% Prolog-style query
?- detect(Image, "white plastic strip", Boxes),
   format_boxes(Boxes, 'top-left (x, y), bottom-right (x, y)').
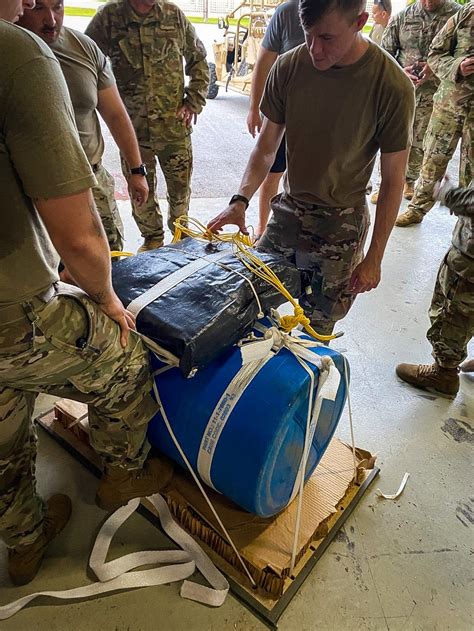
top-left (376, 473), bottom-right (410, 500)
top-left (289, 361), bottom-right (340, 506)
top-left (0, 494), bottom-right (228, 621)
top-left (197, 355), bottom-right (274, 490)
top-left (127, 250), bottom-right (230, 317)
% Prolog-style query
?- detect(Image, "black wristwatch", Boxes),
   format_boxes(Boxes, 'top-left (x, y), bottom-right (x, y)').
top-left (229, 194), bottom-right (250, 209)
top-left (130, 164), bottom-right (147, 176)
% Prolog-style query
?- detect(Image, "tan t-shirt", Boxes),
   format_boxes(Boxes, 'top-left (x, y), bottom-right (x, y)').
top-left (0, 21), bottom-right (95, 306)
top-left (261, 41), bottom-right (415, 208)
top-left (51, 27), bottom-right (116, 166)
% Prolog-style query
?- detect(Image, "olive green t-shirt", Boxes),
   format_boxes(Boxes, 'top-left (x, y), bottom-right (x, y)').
top-left (51, 27), bottom-right (116, 166)
top-left (0, 21), bottom-right (96, 306)
top-left (260, 41), bottom-right (415, 208)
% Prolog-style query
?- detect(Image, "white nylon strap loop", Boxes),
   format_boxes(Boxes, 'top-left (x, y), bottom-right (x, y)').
top-left (0, 494), bottom-right (228, 621)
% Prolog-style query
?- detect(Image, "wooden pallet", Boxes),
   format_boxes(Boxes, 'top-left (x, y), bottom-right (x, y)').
top-left (37, 401), bottom-right (379, 629)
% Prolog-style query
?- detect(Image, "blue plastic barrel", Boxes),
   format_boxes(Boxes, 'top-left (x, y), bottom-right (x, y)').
top-left (147, 332), bottom-right (348, 517)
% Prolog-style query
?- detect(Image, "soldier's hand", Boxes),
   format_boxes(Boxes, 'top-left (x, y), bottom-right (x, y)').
top-left (177, 104), bottom-right (197, 127)
top-left (207, 202), bottom-right (249, 235)
top-left (403, 64), bottom-right (421, 85)
top-left (128, 174), bottom-right (149, 207)
top-left (418, 62), bottom-right (433, 84)
top-left (95, 292), bottom-right (136, 348)
top-left (247, 109), bottom-right (262, 138)
top-left (349, 255), bottom-right (381, 294)
top-left (459, 57), bottom-right (474, 78)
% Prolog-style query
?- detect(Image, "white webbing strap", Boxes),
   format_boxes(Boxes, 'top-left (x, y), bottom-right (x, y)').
top-left (197, 354), bottom-right (274, 490)
top-left (0, 494), bottom-right (229, 621)
top-left (127, 250), bottom-right (230, 317)
top-left (224, 327), bottom-right (342, 574)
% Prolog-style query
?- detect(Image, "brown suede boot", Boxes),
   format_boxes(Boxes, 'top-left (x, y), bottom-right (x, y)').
top-left (395, 208), bottom-right (424, 227)
top-left (137, 237), bottom-right (164, 253)
top-left (403, 182), bottom-right (415, 200)
top-left (8, 494), bottom-right (72, 586)
top-left (396, 362), bottom-right (459, 397)
top-left (96, 456), bottom-right (174, 511)
top-left (460, 358), bottom-right (474, 373)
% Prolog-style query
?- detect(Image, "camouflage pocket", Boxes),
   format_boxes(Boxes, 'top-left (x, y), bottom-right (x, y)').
top-left (31, 289), bottom-right (101, 362)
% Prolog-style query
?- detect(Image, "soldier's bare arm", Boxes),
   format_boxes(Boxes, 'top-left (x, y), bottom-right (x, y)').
top-left (182, 14), bottom-right (209, 115)
top-left (35, 190), bottom-right (135, 347)
top-left (247, 46), bottom-right (278, 137)
top-left (350, 149), bottom-right (409, 294)
top-left (207, 118), bottom-right (284, 234)
top-left (97, 85), bottom-right (149, 207)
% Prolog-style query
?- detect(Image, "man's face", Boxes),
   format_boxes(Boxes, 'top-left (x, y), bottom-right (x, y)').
top-left (372, 4), bottom-right (385, 25)
top-left (17, 0), bottom-right (64, 44)
top-left (2, 0), bottom-right (35, 23)
top-left (420, 0), bottom-right (444, 12)
top-left (129, 0), bottom-right (156, 11)
top-left (304, 9), bottom-right (368, 71)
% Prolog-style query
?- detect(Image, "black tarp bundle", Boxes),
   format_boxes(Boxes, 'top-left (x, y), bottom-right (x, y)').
top-left (112, 239), bottom-right (300, 376)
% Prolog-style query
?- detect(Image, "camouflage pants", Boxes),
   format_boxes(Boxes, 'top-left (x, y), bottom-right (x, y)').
top-left (407, 100), bottom-right (473, 216)
top-left (258, 193), bottom-right (370, 335)
top-left (427, 247), bottom-right (474, 368)
top-left (406, 86), bottom-right (435, 185)
top-left (92, 163), bottom-right (124, 252)
top-left (0, 283), bottom-right (158, 548)
top-left (122, 137), bottom-right (193, 242)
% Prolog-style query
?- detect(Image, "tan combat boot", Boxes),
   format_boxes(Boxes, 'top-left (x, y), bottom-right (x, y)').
top-left (137, 237), bottom-right (164, 253)
top-left (8, 494), bottom-right (72, 586)
top-left (370, 189), bottom-right (379, 204)
top-left (395, 208), bottom-right (424, 227)
top-left (403, 182), bottom-right (415, 200)
top-left (96, 456), bottom-right (174, 511)
top-left (396, 362), bottom-right (459, 397)
top-left (460, 358), bottom-right (474, 373)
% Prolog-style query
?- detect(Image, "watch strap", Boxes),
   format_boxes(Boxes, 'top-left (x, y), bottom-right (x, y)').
top-left (229, 194), bottom-right (249, 209)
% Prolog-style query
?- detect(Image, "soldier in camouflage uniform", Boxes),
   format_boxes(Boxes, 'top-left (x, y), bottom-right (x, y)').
top-left (86, 0), bottom-right (209, 252)
top-left (396, 178), bottom-right (473, 396)
top-left (18, 0), bottom-right (151, 253)
top-left (208, 0), bottom-right (415, 336)
top-left (398, 3), bottom-right (473, 226)
top-left (1, 15), bottom-right (170, 586)
top-left (380, 0), bottom-right (459, 214)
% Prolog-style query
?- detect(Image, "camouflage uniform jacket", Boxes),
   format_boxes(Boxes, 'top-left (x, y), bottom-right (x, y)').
top-left (381, 0), bottom-right (460, 95)
top-left (428, 3), bottom-right (474, 108)
top-left (85, 0), bottom-right (209, 144)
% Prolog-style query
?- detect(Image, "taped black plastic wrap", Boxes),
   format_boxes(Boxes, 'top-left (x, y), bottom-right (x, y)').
top-left (112, 239), bottom-right (300, 376)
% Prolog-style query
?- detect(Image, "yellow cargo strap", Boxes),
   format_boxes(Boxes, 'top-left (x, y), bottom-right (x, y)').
top-left (172, 216), bottom-right (338, 343)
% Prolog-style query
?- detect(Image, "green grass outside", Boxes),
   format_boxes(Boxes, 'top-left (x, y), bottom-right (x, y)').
top-left (64, 8), bottom-right (248, 23)
top-left (65, 6), bottom-right (373, 32)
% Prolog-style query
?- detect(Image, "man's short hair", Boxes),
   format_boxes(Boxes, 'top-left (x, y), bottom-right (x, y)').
top-left (299, 0), bottom-right (367, 30)
top-left (374, 0), bottom-right (392, 14)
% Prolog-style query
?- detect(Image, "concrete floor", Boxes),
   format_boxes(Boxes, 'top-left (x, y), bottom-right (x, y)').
top-left (1, 17), bottom-right (473, 631)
